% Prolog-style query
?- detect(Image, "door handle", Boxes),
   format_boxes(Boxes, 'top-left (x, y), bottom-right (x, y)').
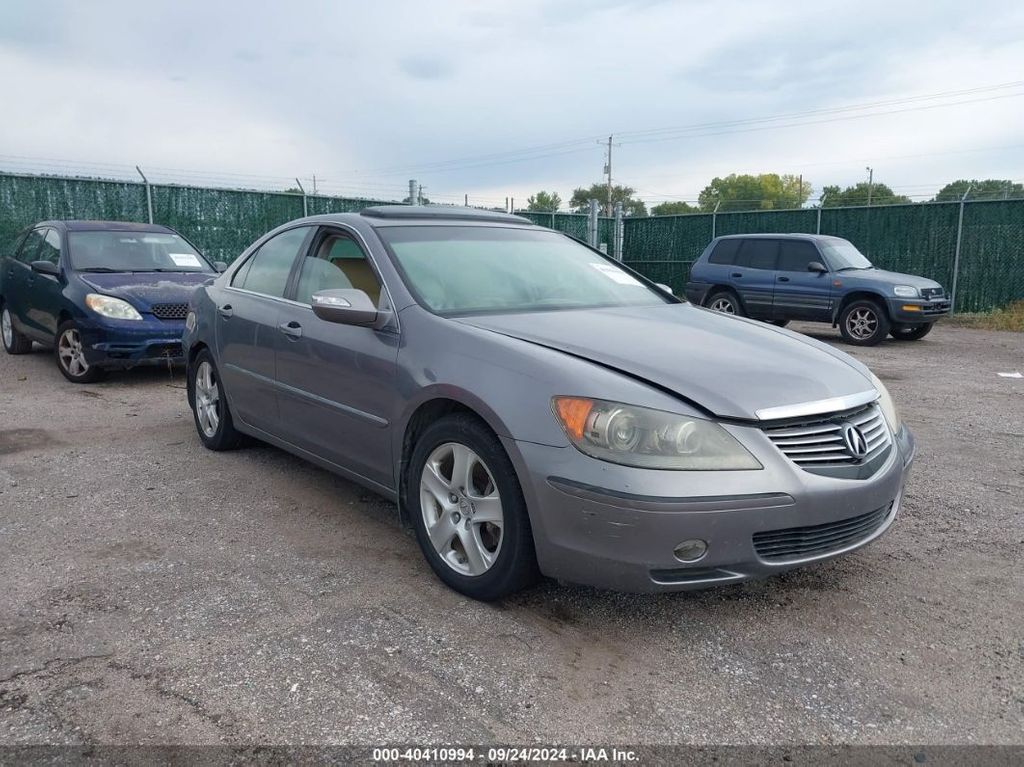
top-left (217, 304), bottom-right (233, 319)
top-left (278, 321), bottom-right (303, 339)
top-left (777, 276), bottom-right (790, 282)
top-left (731, 272), bottom-right (743, 278)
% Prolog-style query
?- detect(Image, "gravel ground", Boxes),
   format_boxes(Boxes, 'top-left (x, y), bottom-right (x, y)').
top-left (0, 322), bottom-right (1021, 746)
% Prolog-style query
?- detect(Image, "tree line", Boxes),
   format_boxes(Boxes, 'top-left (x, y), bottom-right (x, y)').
top-left (525, 175), bottom-right (1024, 217)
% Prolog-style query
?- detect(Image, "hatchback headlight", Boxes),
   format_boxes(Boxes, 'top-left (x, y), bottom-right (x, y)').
top-left (893, 285), bottom-right (919, 298)
top-left (85, 293), bottom-right (143, 321)
top-left (551, 397), bottom-right (762, 470)
top-left (869, 372), bottom-right (901, 431)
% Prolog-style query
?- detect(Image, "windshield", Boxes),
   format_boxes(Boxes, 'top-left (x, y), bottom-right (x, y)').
top-left (379, 226), bottom-right (670, 315)
top-left (820, 240), bottom-right (873, 271)
top-left (68, 231), bottom-right (212, 272)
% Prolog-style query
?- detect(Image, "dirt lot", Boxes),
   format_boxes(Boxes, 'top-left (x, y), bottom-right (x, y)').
top-left (0, 322), bottom-right (1021, 746)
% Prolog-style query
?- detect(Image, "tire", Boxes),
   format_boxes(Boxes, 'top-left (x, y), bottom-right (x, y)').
top-left (407, 413), bottom-right (538, 601)
top-left (770, 319), bottom-right (790, 328)
top-left (55, 321), bottom-right (105, 383)
top-left (890, 322), bottom-right (933, 341)
top-left (705, 290), bottom-right (745, 317)
top-left (188, 349), bottom-right (246, 450)
top-left (1, 304), bottom-right (33, 354)
top-left (838, 299), bottom-right (890, 346)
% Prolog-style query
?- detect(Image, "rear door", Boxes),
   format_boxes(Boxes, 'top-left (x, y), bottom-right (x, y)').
top-left (731, 238), bottom-right (778, 318)
top-left (217, 225), bottom-right (314, 434)
top-left (772, 239), bottom-right (833, 320)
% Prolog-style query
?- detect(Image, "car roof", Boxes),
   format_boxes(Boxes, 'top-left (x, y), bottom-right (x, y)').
top-left (360, 205), bottom-right (534, 225)
top-left (34, 220), bottom-right (178, 233)
top-left (715, 233), bottom-right (845, 242)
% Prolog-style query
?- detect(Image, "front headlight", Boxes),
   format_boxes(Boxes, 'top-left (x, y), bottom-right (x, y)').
top-left (869, 372), bottom-right (901, 431)
top-left (85, 293), bottom-right (143, 321)
top-left (551, 397), bottom-right (762, 470)
top-left (893, 285), bottom-right (919, 298)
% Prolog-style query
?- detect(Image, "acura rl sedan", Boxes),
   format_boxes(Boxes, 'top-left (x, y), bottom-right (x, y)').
top-left (183, 206), bottom-right (915, 600)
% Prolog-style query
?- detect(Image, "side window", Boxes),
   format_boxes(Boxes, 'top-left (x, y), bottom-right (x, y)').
top-left (234, 226), bottom-right (311, 298)
top-left (17, 229), bottom-right (46, 264)
top-left (37, 229), bottom-right (62, 265)
top-left (777, 240), bottom-right (821, 272)
top-left (708, 239), bottom-right (740, 265)
top-left (737, 239), bottom-right (778, 270)
top-left (295, 232), bottom-right (382, 306)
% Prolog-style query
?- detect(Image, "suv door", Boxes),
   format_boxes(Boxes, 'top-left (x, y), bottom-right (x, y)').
top-left (274, 226), bottom-right (400, 490)
top-left (218, 225), bottom-right (314, 434)
top-left (23, 228), bottom-right (65, 338)
top-left (731, 238), bottom-right (778, 318)
top-left (5, 228), bottom-right (47, 339)
top-left (773, 239), bottom-right (832, 321)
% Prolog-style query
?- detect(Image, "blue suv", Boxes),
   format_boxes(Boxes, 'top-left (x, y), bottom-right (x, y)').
top-left (685, 234), bottom-right (951, 346)
top-left (1, 220), bottom-right (223, 382)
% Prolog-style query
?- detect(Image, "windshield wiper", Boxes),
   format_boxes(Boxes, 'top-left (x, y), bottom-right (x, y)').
top-left (78, 267), bottom-right (123, 273)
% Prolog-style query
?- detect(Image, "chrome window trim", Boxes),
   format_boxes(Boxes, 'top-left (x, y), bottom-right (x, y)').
top-left (755, 389), bottom-right (878, 421)
top-left (223, 285), bottom-right (309, 308)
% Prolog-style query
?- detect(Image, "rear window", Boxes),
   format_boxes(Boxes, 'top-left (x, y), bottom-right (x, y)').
top-left (736, 239), bottom-right (778, 270)
top-left (708, 239), bottom-right (741, 265)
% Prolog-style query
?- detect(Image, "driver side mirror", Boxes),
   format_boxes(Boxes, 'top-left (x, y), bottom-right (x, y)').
top-left (655, 282), bottom-right (674, 295)
top-left (311, 288), bottom-right (390, 328)
top-left (807, 261), bottom-right (828, 274)
top-left (214, 261), bottom-right (228, 273)
top-left (31, 260), bottom-right (60, 277)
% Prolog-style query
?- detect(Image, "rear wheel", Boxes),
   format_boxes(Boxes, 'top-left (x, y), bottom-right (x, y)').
top-left (189, 350), bottom-right (245, 450)
top-left (890, 323), bottom-right (933, 341)
top-left (1, 305), bottom-right (33, 354)
top-left (408, 414), bottom-right (538, 601)
top-left (706, 290), bottom-right (744, 317)
top-left (838, 299), bottom-right (890, 346)
top-left (55, 322), bottom-right (104, 383)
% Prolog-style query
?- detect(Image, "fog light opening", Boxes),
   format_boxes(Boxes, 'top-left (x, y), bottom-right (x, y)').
top-left (673, 539), bottom-right (708, 563)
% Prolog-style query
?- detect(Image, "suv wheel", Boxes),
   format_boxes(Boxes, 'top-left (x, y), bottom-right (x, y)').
top-left (1, 304), bottom-right (33, 354)
top-left (189, 350), bottom-right (245, 450)
top-left (55, 321), bottom-right (105, 383)
top-left (408, 414), bottom-right (538, 601)
top-left (890, 323), bottom-right (933, 341)
top-left (706, 291), bottom-right (744, 317)
top-left (839, 300), bottom-right (890, 346)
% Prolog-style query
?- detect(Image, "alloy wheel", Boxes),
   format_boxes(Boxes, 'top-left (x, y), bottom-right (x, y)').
top-left (57, 328), bottom-right (90, 377)
top-left (709, 297), bottom-right (736, 314)
top-left (846, 307), bottom-right (878, 340)
top-left (194, 360), bottom-right (221, 438)
top-left (1, 309), bottom-right (12, 349)
top-left (419, 442), bottom-right (504, 576)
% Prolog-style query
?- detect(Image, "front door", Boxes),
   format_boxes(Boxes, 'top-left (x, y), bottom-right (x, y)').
top-left (274, 227), bottom-right (400, 489)
top-left (23, 228), bottom-right (65, 337)
top-left (5, 228), bottom-right (46, 339)
top-left (772, 239), bottom-right (833, 321)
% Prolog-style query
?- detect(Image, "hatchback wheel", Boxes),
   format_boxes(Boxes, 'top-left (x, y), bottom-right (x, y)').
top-left (890, 322), bottom-right (933, 341)
top-left (1, 305), bottom-right (33, 354)
top-left (706, 291), bottom-right (744, 317)
top-left (408, 414), bottom-right (538, 600)
top-left (55, 322), bottom-right (104, 383)
top-left (189, 350), bottom-right (245, 450)
top-left (838, 300), bottom-right (890, 346)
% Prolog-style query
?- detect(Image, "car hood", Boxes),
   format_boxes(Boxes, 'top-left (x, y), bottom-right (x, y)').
top-left (844, 268), bottom-right (942, 289)
top-left (458, 303), bottom-right (875, 421)
top-left (79, 272), bottom-right (212, 312)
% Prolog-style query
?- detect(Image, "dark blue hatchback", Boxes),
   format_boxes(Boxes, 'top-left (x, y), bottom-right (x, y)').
top-left (1, 220), bottom-right (222, 382)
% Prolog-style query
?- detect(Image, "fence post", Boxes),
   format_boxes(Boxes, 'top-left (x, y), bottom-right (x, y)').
top-left (950, 185), bottom-right (972, 313)
top-left (613, 201), bottom-right (624, 260)
top-left (587, 199), bottom-right (599, 247)
top-left (135, 166), bottom-right (153, 224)
top-left (551, 209), bottom-right (556, 229)
top-left (295, 178), bottom-right (308, 217)
top-left (712, 201), bottom-right (720, 238)
top-left (817, 194), bottom-right (827, 234)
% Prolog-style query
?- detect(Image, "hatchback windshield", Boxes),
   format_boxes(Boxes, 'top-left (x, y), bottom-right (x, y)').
top-left (379, 226), bottom-right (670, 314)
top-left (820, 239), bottom-right (873, 271)
top-left (68, 231), bottom-right (212, 272)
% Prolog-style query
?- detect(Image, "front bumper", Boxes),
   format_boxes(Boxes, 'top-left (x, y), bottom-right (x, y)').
top-left (886, 297), bottom-right (951, 324)
top-left (506, 423), bottom-right (916, 593)
top-left (78, 317), bottom-right (186, 368)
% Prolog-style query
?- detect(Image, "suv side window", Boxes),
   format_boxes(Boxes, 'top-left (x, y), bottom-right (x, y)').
top-left (17, 229), bottom-right (46, 264)
top-left (777, 240), bottom-right (821, 272)
top-left (295, 232), bottom-right (382, 306)
top-left (736, 239), bottom-right (778, 270)
top-left (37, 229), bottom-right (62, 265)
top-left (708, 239), bottom-right (740, 265)
top-left (233, 226), bottom-right (312, 298)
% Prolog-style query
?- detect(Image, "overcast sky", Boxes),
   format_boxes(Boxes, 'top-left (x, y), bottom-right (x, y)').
top-left (1, 0), bottom-right (1022, 208)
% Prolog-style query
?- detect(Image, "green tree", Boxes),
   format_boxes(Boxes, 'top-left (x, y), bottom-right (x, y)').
top-left (650, 200), bottom-right (697, 216)
top-left (697, 173), bottom-right (811, 212)
top-left (526, 190), bottom-right (562, 211)
top-left (820, 182), bottom-right (910, 207)
top-left (933, 179), bottom-right (1024, 202)
top-left (569, 183), bottom-right (647, 217)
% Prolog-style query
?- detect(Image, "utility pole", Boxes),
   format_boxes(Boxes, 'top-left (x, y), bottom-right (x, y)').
top-left (418, 185), bottom-right (426, 205)
top-left (464, 193), bottom-right (468, 206)
top-left (798, 174), bottom-right (803, 208)
top-left (312, 174), bottom-right (318, 195)
top-left (605, 135), bottom-right (613, 217)
top-left (866, 166), bottom-right (874, 206)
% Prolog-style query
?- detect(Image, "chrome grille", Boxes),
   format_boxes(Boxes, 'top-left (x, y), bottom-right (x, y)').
top-left (762, 402), bottom-right (891, 468)
top-left (150, 303), bottom-right (189, 321)
top-left (753, 502), bottom-right (893, 562)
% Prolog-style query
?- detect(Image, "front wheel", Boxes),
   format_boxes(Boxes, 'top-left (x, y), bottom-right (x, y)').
top-left (838, 300), bottom-right (890, 346)
top-left (189, 350), bottom-right (245, 450)
top-left (408, 414), bottom-right (538, 601)
top-left (1, 305), bottom-right (33, 354)
top-left (55, 322), bottom-right (105, 383)
top-left (706, 291), bottom-right (744, 317)
top-left (890, 323), bottom-right (933, 341)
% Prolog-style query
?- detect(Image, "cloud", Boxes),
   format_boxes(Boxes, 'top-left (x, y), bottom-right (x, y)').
top-left (398, 54), bottom-right (455, 81)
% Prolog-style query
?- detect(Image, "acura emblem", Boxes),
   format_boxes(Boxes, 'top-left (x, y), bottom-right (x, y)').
top-left (841, 423), bottom-right (869, 460)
